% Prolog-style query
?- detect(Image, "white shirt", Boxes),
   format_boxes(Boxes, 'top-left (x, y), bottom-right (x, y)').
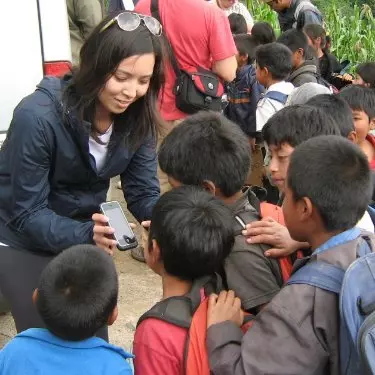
top-left (223, 2), bottom-right (254, 27)
top-left (121, 0), bottom-right (134, 10)
top-left (357, 211), bottom-right (375, 233)
top-left (89, 125), bottom-right (113, 172)
top-left (256, 81), bottom-right (295, 132)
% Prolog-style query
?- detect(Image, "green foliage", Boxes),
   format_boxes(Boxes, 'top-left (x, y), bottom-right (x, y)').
top-left (245, 0), bottom-right (375, 64)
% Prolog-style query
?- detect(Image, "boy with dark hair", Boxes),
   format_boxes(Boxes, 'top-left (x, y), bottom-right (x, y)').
top-left (277, 29), bottom-right (318, 87)
top-left (225, 33), bottom-right (265, 185)
top-left (133, 185), bottom-right (235, 375)
top-left (354, 62), bottom-right (375, 89)
top-left (338, 85), bottom-right (375, 169)
top-left (255, 42), bottom-right (294, 132)
top-left (228, 13), bottom-right (247, 35)
top-left (306, 94), bottom-right (356, 140)
top-left (0, 245), bottom-right (133, 375)
top-left (158, 111), bottom-right (285, 313)
top-left (207, 135), bottom-right (373, 375)
top-left (251, 21), bottom-right (276, 44)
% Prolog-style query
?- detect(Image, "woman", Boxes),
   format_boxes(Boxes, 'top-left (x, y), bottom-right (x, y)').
top-left (216, 0), bottom-right (253, 33)
top-left (0, 11), bottom-right (163, 339)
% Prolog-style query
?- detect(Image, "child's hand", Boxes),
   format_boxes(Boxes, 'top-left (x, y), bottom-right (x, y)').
top-left (207, 290), bottom-right (244, 329)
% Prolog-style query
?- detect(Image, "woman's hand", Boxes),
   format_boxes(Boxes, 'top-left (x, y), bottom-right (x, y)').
top-left (92, 213), bottom-right (136, 256)
top-left (242, 217), bottom-right (309, 258)
top-left (207, 290), bottom-right (244, 329)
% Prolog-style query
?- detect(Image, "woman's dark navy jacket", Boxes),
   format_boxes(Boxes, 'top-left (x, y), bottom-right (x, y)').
top-left (0, 77), bottom-right (160, 253)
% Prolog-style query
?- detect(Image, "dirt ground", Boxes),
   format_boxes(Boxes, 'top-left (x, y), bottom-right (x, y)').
top-left (0, 178), bottom-right (162, 351)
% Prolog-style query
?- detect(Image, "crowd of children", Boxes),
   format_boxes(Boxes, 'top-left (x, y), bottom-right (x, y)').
top-left (2, 6), bottom-right (375, 375)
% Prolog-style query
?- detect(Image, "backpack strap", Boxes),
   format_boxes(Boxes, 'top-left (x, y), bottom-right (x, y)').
top-left (137, 274), bottom-right (223, 328)
top-left (264, 91), bottom-right (289, 105)
top-left (287, 261), bottom-right (344, 294)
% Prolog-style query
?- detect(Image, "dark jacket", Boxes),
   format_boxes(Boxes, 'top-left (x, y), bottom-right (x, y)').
top-left (288, 61), bottom-right (318, 87)
top-left (278, 0), bottom-right (322, 32)
top-left (0, 77), bottom-right (159, 253)
top-left (225, 65), bottom-right (265, 137)
top-left (207, 231), bottom-right (374, 375)
top-left (319, 51), bottom-right (342, 82)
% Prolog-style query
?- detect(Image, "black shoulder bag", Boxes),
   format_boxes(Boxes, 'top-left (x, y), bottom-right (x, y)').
top-left (150, 0), bottom-right (224, 114)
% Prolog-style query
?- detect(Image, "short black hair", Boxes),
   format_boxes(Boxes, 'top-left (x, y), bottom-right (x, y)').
top-left (234, 34), bottom-right (258, 64)
top-left (303, 24), bottom-right (326, 48)
top-left (149, 186), bottom-right (234, 281)
top-left (288, 135), bottom-right (371, 232)
top-left (338, 85), bottom-right (375, 119)
top-left (229, 13), bottom-right (247, 35)
top-left (306, 94), bottom-right (355, 137)
top-left (36, 245), bottom-right (118, 341)
top-left (356, 62), bottom-right (375, 89)
top-left (159, 111), bottom-right (250, 197)
top-left (251, 22), bottom-right (276, 45)
top-left (262, 104), bottom-right (340, 148)
top-left (277, 29), bottom-right (309, 55)
top-left (255, 42), bottom-right (293, 80)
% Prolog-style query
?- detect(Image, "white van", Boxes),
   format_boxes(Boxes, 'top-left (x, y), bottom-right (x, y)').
top-left (0, 0), bottom-right (72, 147)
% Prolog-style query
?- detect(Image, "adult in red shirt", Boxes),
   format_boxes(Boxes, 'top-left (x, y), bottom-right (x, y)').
top-left (136, 0), bottom-right (237, 192)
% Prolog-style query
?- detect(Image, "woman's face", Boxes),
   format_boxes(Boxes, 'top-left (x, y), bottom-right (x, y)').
top-left (97, 53), bottom-right (155, 116)
top-left (217, 0), bottom-right (236, 9)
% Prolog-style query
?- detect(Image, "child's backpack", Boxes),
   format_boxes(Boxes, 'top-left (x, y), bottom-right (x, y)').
top-left (286, 231), bottom-right (375, 374)
top-left (263, 91), bottom-right (289, 106)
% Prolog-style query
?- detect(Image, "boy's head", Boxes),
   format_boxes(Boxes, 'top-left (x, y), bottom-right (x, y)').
top-left (234, 34), bottom-right (258, 67)
top-left (303, 24), bottom-right (326, 52)
top-left (306, 94), bottom-right (357, 142)
top-left (255, 42), bottom-right (293, 87)
top-left (283, 136), bottom-right (371, 245)
top-left (158, 111), bottom-right (251, 199)
top-left (262, 0), bottom-right (292, 13)
top-left (354, 62), bottom-right (375, 89)
top-left (262, 105), bottom-right (340, 192)
top-left (34, 245), bottom-right (118, 341)
top-left (147, 186), bottom-right (234, 281)
top-left (251, 22), bottom-right (276, 45)
top-left (338, 85), bottom-right (375, 144)
top-left (277, 29), bottom-right (309, 69)
top-left (228, 13), bottom-right (247, 35)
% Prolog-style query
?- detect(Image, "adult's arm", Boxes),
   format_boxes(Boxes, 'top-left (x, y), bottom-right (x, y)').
top-left (120, 136), bottom-right (160, 222)
top-left (209, 6), bottom-right (238, 82)
top-left (6, 109), bottom-right (94, 253)
top-left (74, 0), bottom-right (102, 39)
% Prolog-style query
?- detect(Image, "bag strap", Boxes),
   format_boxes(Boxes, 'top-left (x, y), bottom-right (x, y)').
top-left (287, 261), bottom-right (344, 294)
top-left (264, 91), bottom-right (289, 105)
top-left (150, 0), bottom-right (181, 77)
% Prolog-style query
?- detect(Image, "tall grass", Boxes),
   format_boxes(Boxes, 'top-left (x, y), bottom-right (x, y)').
top-left (245, 0), bottom-right (375, 64)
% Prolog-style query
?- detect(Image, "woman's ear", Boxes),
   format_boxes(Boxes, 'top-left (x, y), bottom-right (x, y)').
top-left (202, 180), bottom-right (216, 195)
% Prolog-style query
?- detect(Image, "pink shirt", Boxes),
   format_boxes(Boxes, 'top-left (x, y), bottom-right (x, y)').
top-left (133, 318), bottom-right (187, 375)
top-left (136, 0), bottom-right (237, 121)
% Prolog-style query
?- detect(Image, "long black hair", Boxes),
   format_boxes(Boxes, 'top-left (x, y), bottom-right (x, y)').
top-left (65, 11), bottom-right (165, 149)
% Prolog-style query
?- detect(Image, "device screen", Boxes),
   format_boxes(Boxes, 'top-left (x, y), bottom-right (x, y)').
top-left (102, 203), bottom-right (134, 246)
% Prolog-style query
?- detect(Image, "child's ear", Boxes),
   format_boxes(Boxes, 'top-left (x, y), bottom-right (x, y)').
top-left (32, 289), bottom-right (38, 306)
top-left (347, 130), bottom-right (358, 144)
top-left (298, 197), bottom-right (313, 222)
top-left (150, 239), bottom-right (161, 263)
top-left (107, 305), bottom-right (118, 326)
top-left (241, 54), bottom-right (249, 64)
top-left (202, 180), bottom-right (216, 195)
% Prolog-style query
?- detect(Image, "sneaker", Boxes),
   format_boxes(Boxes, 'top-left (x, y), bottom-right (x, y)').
top-left (131, 246), bottom-right (145, 262)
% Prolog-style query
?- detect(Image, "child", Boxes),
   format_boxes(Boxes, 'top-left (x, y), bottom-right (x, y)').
top-left (338, 85), bottom-right (375, 169)
top-left (251, 21), bottom-right (276, 44)
top-left (207, 135), bottom-right (373, 375)
top-left (158, 111), bottom-right (285, 313)
top-left (255, 42), bottom-right (294, 132)
top-left (277, 29), bottom-right (318, 87)
top-left (228, 13), bottom-right (247, 35)
top-left (225, 34), bottom-right (265, 185)
top-left (0, 245), bottom-right (133, 375)
top-left (354, 62), bottom-right (375, 89)
top-left (133, 186), bottom-right (235, 375)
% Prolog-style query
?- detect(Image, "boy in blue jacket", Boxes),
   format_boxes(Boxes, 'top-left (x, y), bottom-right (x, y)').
top-left (0, 245), bottom-right (133, 375)
top-left (225, 34), bottom-right (265, 185)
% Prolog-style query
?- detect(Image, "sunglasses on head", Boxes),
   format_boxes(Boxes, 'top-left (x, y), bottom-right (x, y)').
top-left (100, 12), bottom-right (162, 36)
